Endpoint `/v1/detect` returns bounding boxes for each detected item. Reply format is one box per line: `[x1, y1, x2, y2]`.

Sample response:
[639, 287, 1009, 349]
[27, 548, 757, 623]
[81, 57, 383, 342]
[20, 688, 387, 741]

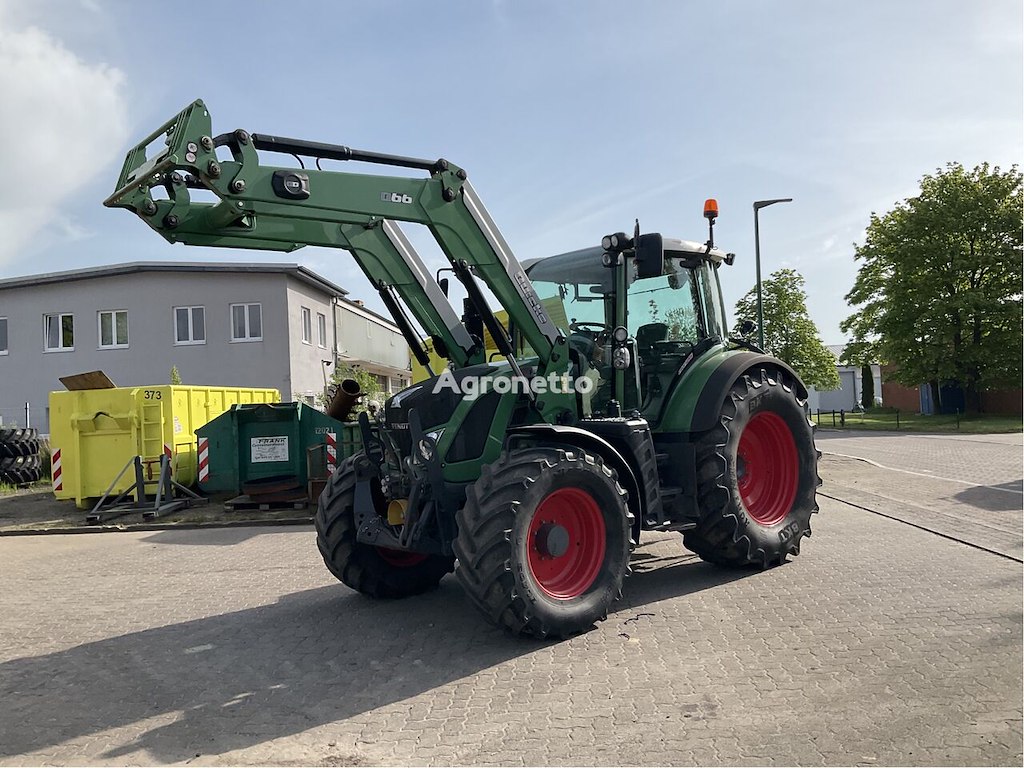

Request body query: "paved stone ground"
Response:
[816, 430, 1023, 491]
[0, 496, 1020, 765]
[820, 454, 1023, 561]
[817, 431, 1023, 561]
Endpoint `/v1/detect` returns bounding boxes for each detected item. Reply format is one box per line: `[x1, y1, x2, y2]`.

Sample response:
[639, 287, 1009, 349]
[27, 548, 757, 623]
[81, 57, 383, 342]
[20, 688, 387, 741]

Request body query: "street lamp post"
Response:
[752, 198, 793, 350]
[321, 359, 333, 402]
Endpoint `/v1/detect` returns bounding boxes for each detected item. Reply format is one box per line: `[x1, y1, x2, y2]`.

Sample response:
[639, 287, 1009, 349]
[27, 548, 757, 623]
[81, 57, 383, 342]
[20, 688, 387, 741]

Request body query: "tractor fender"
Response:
[505, 424, 644, 538]
[689, 352, 807, 433]
[658, 348, 808, 434]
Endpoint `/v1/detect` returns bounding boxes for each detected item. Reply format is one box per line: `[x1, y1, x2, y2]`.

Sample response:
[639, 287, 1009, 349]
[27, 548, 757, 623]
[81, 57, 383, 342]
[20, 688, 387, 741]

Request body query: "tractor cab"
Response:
[524, 237, 732, 422]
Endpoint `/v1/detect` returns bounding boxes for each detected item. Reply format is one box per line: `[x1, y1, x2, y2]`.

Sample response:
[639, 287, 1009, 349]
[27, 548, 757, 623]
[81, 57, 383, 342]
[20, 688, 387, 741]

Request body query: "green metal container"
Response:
[195, 402, 359, 494]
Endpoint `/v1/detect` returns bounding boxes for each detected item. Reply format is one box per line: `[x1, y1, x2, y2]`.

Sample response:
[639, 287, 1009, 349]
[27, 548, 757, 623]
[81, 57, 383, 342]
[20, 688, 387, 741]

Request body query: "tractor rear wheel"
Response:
[684, 367, 820, 568]
[454, 447, 632, 639]
[315, 455, 454, 599]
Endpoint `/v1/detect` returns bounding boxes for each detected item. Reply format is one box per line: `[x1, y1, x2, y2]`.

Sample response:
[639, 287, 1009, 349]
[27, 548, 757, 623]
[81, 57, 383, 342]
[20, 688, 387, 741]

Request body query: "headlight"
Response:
[418, 438, 435, 462]
[418, 429, 444, 462]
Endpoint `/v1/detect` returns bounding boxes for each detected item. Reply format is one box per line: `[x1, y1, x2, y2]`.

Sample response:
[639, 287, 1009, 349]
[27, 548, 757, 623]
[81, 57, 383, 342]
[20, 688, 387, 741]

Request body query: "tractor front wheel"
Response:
[684, 367, 820, 568]
[454, 447, 633, 639]
[315, 455, 454, 599]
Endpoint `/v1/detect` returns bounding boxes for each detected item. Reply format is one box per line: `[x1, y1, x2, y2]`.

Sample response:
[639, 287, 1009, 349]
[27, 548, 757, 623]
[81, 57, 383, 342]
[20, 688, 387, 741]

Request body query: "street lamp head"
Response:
[753, 197, 793, 211]
[751, 197, 792, 351]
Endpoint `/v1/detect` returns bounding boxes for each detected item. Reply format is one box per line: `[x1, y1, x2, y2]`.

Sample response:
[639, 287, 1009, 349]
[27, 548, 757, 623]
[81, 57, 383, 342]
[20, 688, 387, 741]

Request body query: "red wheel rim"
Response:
[737, 411, 799, 526]
[527, 487, 606, 599]
[375, 547, 428, 567]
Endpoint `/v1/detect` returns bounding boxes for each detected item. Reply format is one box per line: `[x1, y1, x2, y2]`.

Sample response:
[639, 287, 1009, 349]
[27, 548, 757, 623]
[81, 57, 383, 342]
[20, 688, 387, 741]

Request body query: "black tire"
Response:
[16, 439, 40, 457]
[684, 367, 821, 569]
[17, 454, 41, 470]
[0, 454, 22, 483]
[0, 429, 39, 458]
[454, 447, 633, 639]
[3, 465, 41, 485]
[314, 454, 454, 599]
[1, 454, 41, 485]
[2, 428, 36, 443]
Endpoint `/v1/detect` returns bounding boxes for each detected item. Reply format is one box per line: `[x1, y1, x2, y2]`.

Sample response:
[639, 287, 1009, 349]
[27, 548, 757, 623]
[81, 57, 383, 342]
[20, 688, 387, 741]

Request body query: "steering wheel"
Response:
[568, 321, 610, 340]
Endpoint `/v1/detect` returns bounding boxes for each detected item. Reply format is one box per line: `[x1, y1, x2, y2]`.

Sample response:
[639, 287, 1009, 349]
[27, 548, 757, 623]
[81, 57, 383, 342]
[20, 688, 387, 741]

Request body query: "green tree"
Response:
[860, 364, 874, 410]
[734, 268, 840, 390]
[169, 365, 182, 385]
[841, 163, 1022, 413]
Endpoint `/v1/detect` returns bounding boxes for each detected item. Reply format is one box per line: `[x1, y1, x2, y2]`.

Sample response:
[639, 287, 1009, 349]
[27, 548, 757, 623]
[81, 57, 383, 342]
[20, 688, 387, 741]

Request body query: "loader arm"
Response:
[336, 220, 475, 368]
[104, 99, 564, 371]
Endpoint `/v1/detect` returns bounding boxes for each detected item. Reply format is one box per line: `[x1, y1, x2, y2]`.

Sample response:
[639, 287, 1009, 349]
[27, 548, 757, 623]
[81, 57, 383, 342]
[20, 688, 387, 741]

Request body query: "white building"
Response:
[806, 344, 882, 412]
[0, 262, 410, 432]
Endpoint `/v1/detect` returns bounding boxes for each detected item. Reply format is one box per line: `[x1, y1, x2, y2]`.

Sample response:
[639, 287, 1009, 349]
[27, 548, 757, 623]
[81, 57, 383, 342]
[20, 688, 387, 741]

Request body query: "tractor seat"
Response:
[636, 323, 669, 366]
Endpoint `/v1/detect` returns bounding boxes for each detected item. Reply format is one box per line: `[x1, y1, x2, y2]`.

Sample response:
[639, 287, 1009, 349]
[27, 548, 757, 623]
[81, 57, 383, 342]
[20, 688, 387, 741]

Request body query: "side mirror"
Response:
[634, 233, 664, 279]
[737, 319, 756, 337]
[439, 277, 449, 297]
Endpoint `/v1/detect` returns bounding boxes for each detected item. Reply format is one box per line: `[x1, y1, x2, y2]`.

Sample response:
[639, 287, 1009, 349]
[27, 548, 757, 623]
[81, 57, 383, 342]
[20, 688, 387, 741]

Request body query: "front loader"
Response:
[106, 100, 821, 639]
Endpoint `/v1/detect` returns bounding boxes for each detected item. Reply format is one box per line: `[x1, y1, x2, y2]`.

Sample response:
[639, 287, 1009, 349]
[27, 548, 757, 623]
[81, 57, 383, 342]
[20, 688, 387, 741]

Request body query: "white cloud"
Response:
[0, 19, 127, 266]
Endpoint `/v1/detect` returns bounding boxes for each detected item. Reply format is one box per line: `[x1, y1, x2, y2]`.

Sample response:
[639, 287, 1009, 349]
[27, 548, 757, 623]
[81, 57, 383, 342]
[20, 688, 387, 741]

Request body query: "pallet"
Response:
[224, 493, 309, 512]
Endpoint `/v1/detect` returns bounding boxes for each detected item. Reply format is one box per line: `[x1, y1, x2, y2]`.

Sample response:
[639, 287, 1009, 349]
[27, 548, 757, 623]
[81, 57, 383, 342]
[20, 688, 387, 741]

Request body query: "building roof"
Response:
[0, 261, 349, 298]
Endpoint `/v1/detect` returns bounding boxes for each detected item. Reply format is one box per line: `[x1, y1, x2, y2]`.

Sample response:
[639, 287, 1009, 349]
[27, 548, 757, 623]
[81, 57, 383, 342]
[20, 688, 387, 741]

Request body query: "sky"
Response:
[0, 0, 1020, 344]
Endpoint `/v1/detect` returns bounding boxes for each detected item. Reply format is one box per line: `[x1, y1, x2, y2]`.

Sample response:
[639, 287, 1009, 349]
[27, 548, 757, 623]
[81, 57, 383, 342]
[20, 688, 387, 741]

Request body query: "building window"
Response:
[174, 306, 206, 345]
[231, 303, 263, 342]
[0, 317, 7, 355]
[390, 376, 405, 393]
[301, 306, 312, 344]
[44, 313, 74, 352]
[317, 312, 327, 348]
[98, 310, 129, 349]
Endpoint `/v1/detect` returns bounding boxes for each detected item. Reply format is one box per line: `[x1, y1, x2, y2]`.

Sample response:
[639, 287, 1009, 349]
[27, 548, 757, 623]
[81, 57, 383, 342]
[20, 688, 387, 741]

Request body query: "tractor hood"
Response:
[383, 363, 512, 459]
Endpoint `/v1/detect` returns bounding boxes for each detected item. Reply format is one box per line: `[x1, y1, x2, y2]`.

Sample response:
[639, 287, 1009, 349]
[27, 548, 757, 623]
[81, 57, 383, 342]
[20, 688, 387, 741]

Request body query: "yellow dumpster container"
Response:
[49, 385, 280, 508]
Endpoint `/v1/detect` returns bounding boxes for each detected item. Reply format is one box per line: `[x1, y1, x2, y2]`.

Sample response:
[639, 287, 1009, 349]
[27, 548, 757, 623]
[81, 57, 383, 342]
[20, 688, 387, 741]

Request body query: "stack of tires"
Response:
[0, 428, 44, 486]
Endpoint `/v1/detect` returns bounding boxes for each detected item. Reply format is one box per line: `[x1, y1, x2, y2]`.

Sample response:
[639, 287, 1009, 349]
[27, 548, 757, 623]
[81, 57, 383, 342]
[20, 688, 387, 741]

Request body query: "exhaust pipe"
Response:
[327, 378, 362, 421]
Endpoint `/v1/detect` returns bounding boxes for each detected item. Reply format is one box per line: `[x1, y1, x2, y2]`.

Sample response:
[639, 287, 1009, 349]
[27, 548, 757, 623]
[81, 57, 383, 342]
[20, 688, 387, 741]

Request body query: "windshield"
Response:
[523, 251, 715, 341]
[532, 279, 607, 328]
[522, 247, 611, 354]
[522, 248, 722, 417]
[629, 258, 701, 343]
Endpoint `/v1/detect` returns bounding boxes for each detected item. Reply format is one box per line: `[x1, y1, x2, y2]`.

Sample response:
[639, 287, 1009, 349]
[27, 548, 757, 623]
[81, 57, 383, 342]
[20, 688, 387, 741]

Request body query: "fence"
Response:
[811, 408, 965, 431]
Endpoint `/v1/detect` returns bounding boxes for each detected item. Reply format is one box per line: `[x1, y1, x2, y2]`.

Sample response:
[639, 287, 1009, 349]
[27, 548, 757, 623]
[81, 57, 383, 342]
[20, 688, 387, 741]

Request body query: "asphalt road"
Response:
[1, 488, 1021, 765]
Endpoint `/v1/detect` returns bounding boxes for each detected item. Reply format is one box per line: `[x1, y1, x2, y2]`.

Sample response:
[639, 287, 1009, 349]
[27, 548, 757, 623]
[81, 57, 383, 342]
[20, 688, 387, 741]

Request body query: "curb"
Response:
[0, 517, 314, 537]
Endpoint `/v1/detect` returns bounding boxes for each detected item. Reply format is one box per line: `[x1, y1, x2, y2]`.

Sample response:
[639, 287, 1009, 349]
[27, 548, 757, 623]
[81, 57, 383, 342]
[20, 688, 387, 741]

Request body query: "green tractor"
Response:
[107, 100, 820, 638]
